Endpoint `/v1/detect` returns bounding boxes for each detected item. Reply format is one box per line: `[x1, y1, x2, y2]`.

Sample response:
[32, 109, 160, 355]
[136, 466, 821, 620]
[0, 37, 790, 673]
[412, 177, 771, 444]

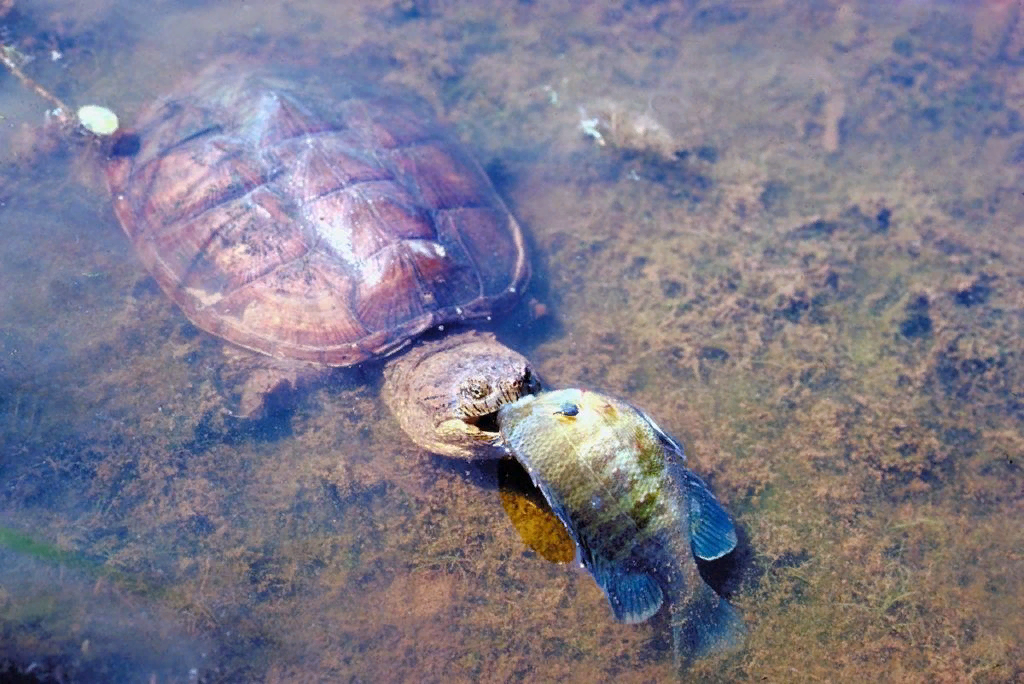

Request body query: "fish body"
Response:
[497, 388, 743, 667]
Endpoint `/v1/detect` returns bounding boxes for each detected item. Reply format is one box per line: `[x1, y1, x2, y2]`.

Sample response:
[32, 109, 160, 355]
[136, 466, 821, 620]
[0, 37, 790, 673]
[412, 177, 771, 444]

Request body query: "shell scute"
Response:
[106, 62, 528, 365]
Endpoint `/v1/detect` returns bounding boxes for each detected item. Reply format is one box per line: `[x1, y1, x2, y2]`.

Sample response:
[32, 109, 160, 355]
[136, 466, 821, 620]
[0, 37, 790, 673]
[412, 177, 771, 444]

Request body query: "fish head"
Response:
[498, 388, 613, 446]
[498, 388, 685, 464]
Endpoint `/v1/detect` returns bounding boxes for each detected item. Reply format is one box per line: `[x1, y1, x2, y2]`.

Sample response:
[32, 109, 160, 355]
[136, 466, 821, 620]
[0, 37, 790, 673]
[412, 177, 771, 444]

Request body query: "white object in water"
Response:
[76, 104, 119, 136]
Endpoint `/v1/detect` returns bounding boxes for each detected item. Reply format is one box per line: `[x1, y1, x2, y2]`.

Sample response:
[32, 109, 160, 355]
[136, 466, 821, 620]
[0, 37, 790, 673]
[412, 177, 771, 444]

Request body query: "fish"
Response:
[497, 388, 743, 669]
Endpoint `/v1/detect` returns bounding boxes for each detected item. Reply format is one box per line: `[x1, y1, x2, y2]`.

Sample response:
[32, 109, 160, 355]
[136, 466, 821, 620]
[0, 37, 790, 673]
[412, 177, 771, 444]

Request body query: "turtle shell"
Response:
[106, 62, 529, 366]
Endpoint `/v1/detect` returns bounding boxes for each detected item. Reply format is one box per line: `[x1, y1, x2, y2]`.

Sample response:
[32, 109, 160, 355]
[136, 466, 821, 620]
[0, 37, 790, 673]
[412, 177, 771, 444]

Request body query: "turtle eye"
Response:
[554, 402, 579, 417]
[465, 379, 490, 400]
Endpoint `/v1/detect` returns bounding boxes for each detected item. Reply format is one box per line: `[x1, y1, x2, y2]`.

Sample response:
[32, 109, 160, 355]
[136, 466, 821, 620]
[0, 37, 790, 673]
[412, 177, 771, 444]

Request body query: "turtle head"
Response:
[381, 330, 541, 459]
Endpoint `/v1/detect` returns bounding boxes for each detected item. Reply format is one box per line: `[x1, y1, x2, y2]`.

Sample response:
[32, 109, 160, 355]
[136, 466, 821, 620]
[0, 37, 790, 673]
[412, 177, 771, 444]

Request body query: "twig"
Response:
[0, 43, 74, 127]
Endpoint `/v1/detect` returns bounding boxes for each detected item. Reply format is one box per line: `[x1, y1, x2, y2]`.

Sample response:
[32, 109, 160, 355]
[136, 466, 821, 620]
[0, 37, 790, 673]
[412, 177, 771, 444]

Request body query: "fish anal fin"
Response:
[588, 553, 664, 624]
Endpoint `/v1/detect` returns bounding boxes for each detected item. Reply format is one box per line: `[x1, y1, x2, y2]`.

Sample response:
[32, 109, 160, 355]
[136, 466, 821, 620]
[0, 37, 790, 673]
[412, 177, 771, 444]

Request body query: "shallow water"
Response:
[1, 0, 1022, 682]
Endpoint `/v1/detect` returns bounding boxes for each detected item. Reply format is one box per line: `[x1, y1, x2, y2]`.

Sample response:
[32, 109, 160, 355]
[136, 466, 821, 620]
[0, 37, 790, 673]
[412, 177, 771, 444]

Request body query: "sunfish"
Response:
[497, 388, 743, 669]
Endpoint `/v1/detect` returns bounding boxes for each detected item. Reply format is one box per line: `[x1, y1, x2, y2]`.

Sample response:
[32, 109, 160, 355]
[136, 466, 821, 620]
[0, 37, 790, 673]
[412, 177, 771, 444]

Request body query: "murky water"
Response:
[1, 1, 1022, 682]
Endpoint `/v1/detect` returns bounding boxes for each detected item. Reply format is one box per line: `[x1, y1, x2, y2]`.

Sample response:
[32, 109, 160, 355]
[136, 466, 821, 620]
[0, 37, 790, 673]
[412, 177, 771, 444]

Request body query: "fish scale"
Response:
[551, 403, 678, 561]
[498, 388, 745, 672]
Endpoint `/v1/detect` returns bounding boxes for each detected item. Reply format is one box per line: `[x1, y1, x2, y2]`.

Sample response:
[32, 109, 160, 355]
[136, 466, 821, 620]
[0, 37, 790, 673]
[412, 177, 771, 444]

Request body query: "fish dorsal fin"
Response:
[637, 408, 736, 560]
[587, 551, 664, 624]
[681, 470, 738, 560]
[640, 411, 687, 463]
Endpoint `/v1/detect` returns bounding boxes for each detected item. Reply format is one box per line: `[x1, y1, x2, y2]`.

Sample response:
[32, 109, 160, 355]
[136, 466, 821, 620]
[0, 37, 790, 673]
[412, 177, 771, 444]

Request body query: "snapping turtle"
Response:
[102, 60, 539, 457]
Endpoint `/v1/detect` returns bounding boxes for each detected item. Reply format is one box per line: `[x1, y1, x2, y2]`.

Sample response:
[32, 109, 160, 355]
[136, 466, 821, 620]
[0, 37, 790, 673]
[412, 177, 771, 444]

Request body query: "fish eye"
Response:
[554, 402, 579, 417]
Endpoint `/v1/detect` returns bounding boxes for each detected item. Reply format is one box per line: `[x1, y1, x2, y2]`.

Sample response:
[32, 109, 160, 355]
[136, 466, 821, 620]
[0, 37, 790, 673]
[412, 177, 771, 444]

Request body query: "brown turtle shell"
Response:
[106, 62, 528, 366]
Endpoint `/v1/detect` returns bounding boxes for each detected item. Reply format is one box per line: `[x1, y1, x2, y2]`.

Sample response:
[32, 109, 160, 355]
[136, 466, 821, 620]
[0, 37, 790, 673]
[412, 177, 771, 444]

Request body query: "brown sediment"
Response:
[821, 87, 846, 153]
[971, 0, 1022, 63]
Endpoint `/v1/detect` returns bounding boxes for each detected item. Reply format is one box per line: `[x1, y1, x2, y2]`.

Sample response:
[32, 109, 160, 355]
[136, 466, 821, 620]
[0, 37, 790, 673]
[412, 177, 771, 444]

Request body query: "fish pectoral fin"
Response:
[590, 555, 664, 624]
[682, 470, 738, 560]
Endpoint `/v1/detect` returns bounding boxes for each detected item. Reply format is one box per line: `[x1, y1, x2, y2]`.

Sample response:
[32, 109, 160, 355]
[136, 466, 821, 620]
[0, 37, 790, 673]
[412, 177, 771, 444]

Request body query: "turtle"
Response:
[99, 59, 541, 458]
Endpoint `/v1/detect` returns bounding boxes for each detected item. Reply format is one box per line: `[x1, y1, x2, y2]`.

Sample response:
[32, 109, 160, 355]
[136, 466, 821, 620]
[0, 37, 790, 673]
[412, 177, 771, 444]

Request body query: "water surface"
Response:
[1, 1, 1022, 681]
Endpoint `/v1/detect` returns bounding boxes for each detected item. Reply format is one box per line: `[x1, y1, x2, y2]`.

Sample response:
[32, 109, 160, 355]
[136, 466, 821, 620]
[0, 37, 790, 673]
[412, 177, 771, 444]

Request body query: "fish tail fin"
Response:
[670, 583, 745, 670]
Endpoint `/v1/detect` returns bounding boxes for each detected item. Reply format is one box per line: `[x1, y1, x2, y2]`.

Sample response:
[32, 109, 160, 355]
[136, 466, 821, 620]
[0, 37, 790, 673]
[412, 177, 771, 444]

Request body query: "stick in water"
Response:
[1, 42, 119, 136]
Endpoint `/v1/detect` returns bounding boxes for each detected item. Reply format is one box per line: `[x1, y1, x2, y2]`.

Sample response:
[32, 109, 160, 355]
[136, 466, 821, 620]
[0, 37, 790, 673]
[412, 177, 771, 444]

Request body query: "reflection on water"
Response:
[1, 0, 1023, 681]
